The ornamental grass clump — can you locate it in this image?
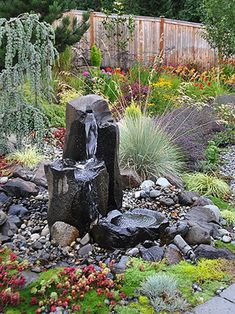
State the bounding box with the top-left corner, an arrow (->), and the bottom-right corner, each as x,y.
6,147 -> 44,169
119,115 -> 183,180
140,273 -> 187,313
183,173 -> 230,198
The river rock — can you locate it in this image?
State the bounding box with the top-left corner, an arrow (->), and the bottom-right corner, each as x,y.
78,243 -> 93,257
0,210 -> 7,226
140,246 -> 164,262
45,159 -> 109,236
149,189 -> 161,198
160,197 -> 175,207
91,208 -> 169,249
51,221 -> 79,247
164,244 -> 183,265
140,180 -> 155,191
62,94 -> 123,210
41,225 -> 50,237
222,235 -> 232,243
156,177 -> 171,188
2,178 -> 39,197
8,204 -> 28,218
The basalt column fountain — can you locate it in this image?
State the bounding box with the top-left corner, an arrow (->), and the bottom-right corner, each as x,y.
45,95 -> 123,237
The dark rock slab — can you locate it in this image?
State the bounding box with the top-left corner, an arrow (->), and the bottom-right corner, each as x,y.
184,222 -> 211,245
8,215 -> 22,228
62,94 -> 123,210
45,159 -> 109,236
140,246 -> 164,262
185,206 -> 220,243
13,165 -> 33,181
160,197 -> 175,207
160,221 -> 189,245
193,196 -> 213,206
178,191 -> 199,206
8,204 -> 28,218
91,208 -> 169,249
31,162 -> 49,188
113,256 -> 129,274
2,178 -> 39,197
0,192 -> 12,209
0,234 -> 11,243
78,244 -> 93,257
195,244 -> 235,260
0,220 -> 18,237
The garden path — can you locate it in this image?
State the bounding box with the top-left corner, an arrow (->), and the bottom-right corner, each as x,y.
187,283 -> 235,314
220,145 -> 235,193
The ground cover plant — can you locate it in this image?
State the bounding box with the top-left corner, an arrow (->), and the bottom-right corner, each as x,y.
183,172 -> 230,199
115,258 -> 233,313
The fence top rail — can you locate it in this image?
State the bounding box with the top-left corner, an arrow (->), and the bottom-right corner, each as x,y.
70,10 -> 204,28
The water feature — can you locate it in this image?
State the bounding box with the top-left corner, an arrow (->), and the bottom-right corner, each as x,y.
45,94 -> 169,247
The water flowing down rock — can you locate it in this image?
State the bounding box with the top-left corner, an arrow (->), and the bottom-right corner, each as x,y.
63,94 -> 123,210
45,159 -> 109,236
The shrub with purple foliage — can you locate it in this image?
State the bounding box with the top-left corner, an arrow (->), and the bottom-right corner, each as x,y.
156,105 -> 224,170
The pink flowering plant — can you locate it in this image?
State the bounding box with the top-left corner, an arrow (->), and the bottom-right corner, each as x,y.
0,248 -> 28,312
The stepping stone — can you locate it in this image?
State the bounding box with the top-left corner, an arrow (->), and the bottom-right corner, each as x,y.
192,296 -> 235,314
220,284 -> 235,303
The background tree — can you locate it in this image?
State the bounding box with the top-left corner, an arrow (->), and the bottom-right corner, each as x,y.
202,0 -> 235,59
0,14 -> 57,152
0,0 -> 89,56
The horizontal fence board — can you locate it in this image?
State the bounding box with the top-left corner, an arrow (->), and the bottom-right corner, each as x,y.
61,10 -> 223,68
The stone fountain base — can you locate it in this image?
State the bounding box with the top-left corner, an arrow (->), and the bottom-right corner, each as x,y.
45,159 -> 109,237
91,208 -> 169,249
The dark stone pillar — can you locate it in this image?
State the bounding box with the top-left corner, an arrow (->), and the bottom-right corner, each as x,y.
63,95 -> 123,210
45,159 -> 109,236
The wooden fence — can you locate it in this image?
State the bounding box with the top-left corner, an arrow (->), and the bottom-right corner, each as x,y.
65,10 -> 218,68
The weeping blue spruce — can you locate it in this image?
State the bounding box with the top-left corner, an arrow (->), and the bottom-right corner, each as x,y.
45,95 -> 123,237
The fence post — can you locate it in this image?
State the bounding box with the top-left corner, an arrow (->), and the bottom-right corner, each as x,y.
160,16 -> 165,61
90,11 -> 95,48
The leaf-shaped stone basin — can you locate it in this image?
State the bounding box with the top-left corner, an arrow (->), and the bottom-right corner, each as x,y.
112,213 -> 156,228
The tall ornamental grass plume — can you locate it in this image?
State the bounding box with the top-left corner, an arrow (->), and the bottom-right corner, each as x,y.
183,172 -> 230,199
119,115 -> 183,180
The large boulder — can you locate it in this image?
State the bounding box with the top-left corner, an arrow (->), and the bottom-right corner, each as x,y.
51,221 -> 79,247
62,94 -> 123,210
184,206 -> 221,245
45,159 -> 109,236
195,244 -> 235,260
91,208 -> 169,249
